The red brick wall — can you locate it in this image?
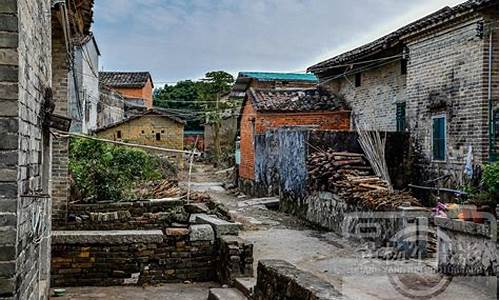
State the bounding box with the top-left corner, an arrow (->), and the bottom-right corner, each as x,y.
239,100 -> 351,180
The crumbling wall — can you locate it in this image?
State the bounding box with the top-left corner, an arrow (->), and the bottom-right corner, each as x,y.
217,235 -> 254,284
53,199 -> 189,230
0,0 -> 53,298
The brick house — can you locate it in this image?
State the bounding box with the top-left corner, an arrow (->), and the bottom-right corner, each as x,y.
239,88 -> 351,189
0,0 -> 94,298
308,0 -> 499,185
94,109 -> 185,151
99,71 -> 154,109
231,71 -> 318,98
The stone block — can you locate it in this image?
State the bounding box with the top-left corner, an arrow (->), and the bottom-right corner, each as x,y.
0,65 -> 17,82
0,150 -> 17,166
208,288 -> 247,300
0,213 -> 15,227
0,261 -> 15,277
0,14 -> 17,32
165,227 -> 189,237
0,278 -> 15,295
184,202 -> 209,213
0,0 -> 17,13
0,167 -> 16,182
0,246 -> 15,260
195,214 -> 241,237
0,183 -> 17,198
189,224 -> 214,242
0,32 -> 17,48
51,230 -> 165,245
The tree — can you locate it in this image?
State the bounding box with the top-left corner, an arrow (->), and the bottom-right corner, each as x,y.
200,71 -> 235,165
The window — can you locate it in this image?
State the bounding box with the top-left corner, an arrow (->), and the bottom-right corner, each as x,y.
432,115 -> 446,161
396,102 -> 406,132
355,73 -> 362,87
156,133 -> 161,141
141,130 -> 145,134
401,59 -> 407,75
116,130 -> 122,139
161,130 -> 165,133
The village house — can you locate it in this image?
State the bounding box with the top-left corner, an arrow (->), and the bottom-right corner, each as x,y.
308,0 -> 499,185
238,87 -> 351,194
94,109 -> 185,151
231,71 -> 318,98
99,71 -> 154,109
0,0 -> 94,298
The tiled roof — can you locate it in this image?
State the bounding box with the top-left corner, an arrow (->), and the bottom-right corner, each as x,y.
239,72 -> 318,82
94,109 -> 185,132
247,88 -> 348,113
99,72 -> 153,88
308,0 -> 496,73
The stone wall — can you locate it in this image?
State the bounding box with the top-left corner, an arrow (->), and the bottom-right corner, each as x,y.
0,0 -> 52,298
406,12 -> 499,184
436,217 -> 498,276
51,228 -> 217,287
253,260 -> 344,300
322,60 -> 406,131
204,117 -> 238,156
53,198 -> 188,231
97,83 -> 125,129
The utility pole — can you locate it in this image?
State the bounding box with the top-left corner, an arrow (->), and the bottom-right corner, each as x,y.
214,91 -> 222,167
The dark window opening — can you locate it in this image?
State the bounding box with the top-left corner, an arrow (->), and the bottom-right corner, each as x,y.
432,116 -> 446,161
156,133 -> 161,141
141,130 -> 145,134
161,130 -> 165,133
396,102 -> 406,132
355,73 -> 362,87
152,130 -> 155,133
401,59 -> 408,75
116,130 -> 122,139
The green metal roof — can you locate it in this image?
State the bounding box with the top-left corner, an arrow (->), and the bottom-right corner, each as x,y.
239,72 -> 318,82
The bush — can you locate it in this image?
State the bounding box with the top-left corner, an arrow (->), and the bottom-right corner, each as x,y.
466,161 -> 499,208
69,137 -> 168,202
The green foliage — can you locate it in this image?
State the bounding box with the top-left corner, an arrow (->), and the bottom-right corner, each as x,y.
69,137 -> 165,202
466,161 -> 499,207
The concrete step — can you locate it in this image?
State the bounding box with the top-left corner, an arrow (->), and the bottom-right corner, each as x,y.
208,288 -> 248,300
237,197 -> 280,209
194,214 -> 242,237
233,277 -> 256,297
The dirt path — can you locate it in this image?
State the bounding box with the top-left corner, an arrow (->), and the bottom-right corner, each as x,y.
187,163 -> 497,300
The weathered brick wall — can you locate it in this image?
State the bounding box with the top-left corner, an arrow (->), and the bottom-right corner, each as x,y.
406,13 -> 499,184
51,16 -> 71,223
322,60 -> 407,131
0,0 -> 52,299
239,99 -> 351,180
51,229 -> 217,287
217,236 -> 253,284
112,79 -> 153,109
97,83 -> 125,128
96,115 -> 184,150
204,117 -> 238,155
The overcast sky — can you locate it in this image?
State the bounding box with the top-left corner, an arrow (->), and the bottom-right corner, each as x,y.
93,0 -> 465,86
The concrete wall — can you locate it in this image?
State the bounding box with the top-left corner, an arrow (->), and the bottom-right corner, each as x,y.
69,37 -> 99,133
204,117 -> 238,156
96,115 -> 184,150
0,0 -> 52,298
436,217 -> 498,276
406,12 -> 499,185
97,83 -> 125,129
322,60 -> 407,131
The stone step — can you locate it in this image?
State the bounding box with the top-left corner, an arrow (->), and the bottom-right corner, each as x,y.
233,277 -> 256,297
194,214 -> 242,237
208,288 -> 248,300
237,197 -> 280,209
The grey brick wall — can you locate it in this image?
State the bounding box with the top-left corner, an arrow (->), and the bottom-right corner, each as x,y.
0,0 -> 52,299
322,60 -> 407,131
406,13 -> 499,184
50,17 -> 71,224
97,83 -> 125,129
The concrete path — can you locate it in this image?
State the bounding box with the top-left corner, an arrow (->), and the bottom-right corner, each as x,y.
50,282 -> 220,300
185,164 -> 497,300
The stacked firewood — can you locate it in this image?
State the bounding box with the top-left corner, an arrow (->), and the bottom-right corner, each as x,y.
307,150 -> 420,210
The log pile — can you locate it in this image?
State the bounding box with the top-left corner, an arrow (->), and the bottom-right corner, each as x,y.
307,150 -> 420,210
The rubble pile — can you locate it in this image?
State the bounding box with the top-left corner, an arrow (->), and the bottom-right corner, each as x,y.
135,179 -> 212,203
307,150 -> 420,210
